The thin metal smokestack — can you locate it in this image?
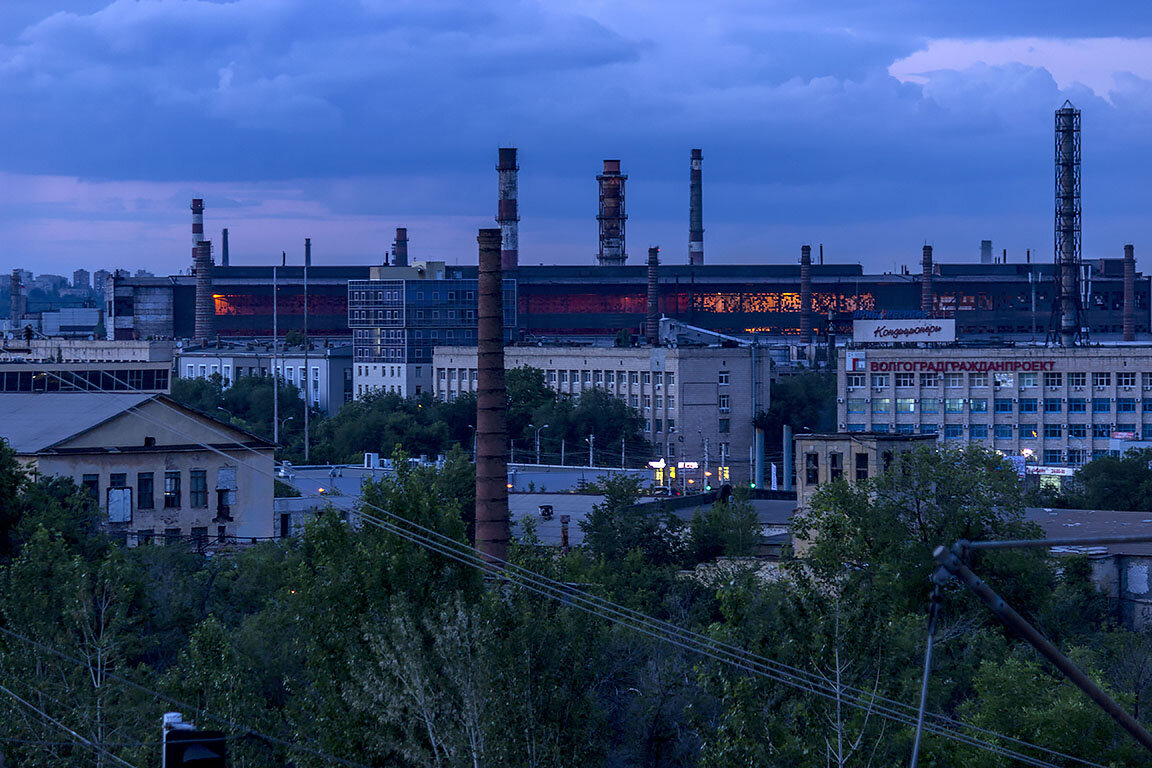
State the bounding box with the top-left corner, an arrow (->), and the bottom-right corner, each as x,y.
475,228 -> 509,565
393,228 -> 408,268
1055,101 -> 1082,347
305,237 -> 311,268
597,160 -> 627,266
1124,244 -> 1136,341
646,246 -> 660,344
221,228 -> 229,267
497,148 -> 519,271
191,199 -> 205,244
800,245 -> 813,343
921,245 -> 934,313
193,241 -> 214,342
689,149 -> 703,265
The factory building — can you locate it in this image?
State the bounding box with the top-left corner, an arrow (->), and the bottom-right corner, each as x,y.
432,342 -> 771,485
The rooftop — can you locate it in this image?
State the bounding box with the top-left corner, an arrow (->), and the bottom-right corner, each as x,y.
0,392 -> 153,453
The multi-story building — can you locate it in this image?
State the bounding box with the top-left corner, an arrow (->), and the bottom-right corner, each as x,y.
433,343 -> 771,484
73,269 -> 91,291
837,344 -> 1152,467
0,339 -> 174,394
175,342 -> 353,416
349,262 -> 517,397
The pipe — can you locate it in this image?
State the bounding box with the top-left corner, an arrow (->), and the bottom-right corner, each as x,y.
1056,103 -> 1081,347
475,228 -> 509,565
782,425 -> 793,491
800,245 -> 813,343
221,228 -> 229,267
193,241 -> 214,343
305,237 -> 311,268
646,246 -> 660,344
921,245 -> 933,313
497,147 -> 519,272
980,239 -> 992,265
1124,244 -> 1136,341
689,149 -> 704,265
597,160 -> 627,266
393,228 -> 408,268
191,198 -> 205,244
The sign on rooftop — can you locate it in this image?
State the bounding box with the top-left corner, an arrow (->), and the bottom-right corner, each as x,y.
853,318 -> 956,344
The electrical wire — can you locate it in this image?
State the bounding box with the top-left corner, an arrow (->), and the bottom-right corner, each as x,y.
31,369 -> 1106,768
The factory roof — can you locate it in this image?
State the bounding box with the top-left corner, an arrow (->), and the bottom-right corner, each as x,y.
0,392 -> 153,453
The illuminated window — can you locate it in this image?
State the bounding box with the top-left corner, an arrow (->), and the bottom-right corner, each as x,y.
969,398 -> 988,413
847,398 -> 866,413
896,398 -> 915,413
1020,424 -> 1038,440
872,398 -> 890,414
945,398 -> 964,413
920,398 -> 939,413
1019,373 -> 1037,387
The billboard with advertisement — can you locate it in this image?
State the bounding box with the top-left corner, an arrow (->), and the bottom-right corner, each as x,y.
853,318 -> 956,344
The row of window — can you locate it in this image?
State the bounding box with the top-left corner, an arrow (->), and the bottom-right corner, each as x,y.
805,452 -> 872,484
350,289 -> 475,303
854,396 -> 1152,414
851,371 -> 1146,389
845,422 -> 1150,439
81,469 -> 234,511
350,309 -> 476,322
0,368 -> 169,393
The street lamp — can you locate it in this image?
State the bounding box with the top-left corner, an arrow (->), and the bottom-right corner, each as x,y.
279,415 -> 295,437
216,406 -> 233,420
467,424 -> 476,462
530,423 -> 550,465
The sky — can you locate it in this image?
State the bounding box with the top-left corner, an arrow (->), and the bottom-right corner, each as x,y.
3,0 -> 1152,277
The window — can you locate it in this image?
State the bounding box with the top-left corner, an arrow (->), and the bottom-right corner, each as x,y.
969,397 -> 988,413
920,424 -> 938,435
1069,398 -> 1087,412
920,373 -> 938,387
1092,398 -> 1111,413
1093,424 -> 1112,439
164,471 -> 181,509
1144,424 -> 1152,440
82,474 -> 99,500
945,373 -> 964,388
1119,372 -> 1136,387
993,372 -> 1014,388
945,398 -> 964,413
653,372 -> 663,385
1068,449 -> 1088,465
1044,424 -> 1063,439
190,470 -> 208,508
1118,422 -> 1136,435
1118,398 -> 1138,413
847,398 -> 867,414
1044,449 -> 1063,465
847,423 -> 866,433
718,394 -> 730,413
666,373 -> 674,386
847,373 -> 865,388
1019,398 -> 1037,413
643,394 -> 651,409
137,529 -> 155,545
1093,372 -> 1112,387
872,374 -> 888,388
970,424 -> 988,439
667,396 -> 675,410
872,398 -> 890,413
191,527 -> 208,547
630,395 -> 639,408
1069,372 -> 1086,387
654,418 -> 663,433
994,398 -> 1013,413
896,373 -> 915,387
944,424 -> 963,439
871,423 -> 890,434
719,419 -> 730,433
109,472 -> 127,488
718,371 -> 730,385
630,372 -> 640,385
1145,399 -> 1152,413
655,395 -> 664,408
896,398 -> 915,413
1044,372 -> 1063,387
138,473 -> 154,509
1069,423 -> 1088,439
643,372 -> 651,385
583,371 -> 592,384
1020,424 -> 1038,440
1044,398 -> 1063,413
558,370 -> 568,384
969,373 -> 988,387
994,424 -> 1013,439
594,371 -> 604,384
1019,373 -> 1037,388
805,453 -> 819,484
667,418 -> 675,431
897,423 -> 915,434
830,453 -> 844,480
855,453 -> 869,481
921,398 -> 939,413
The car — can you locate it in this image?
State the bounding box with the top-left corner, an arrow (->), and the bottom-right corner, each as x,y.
277,461 -> 294,479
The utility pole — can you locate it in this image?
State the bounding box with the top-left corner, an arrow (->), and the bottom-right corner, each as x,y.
303,238 -> 310,462
620,435 -> 625,468
587,434 -> 594,467
703,437 -> 710,479
560,438 -> 565,466
532,423 -> 549,465
272,263 -> 279,447
510,439 -> 515,464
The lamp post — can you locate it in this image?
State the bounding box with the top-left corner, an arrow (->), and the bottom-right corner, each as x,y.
531,424 -> 550,465
467,424 -> 477,462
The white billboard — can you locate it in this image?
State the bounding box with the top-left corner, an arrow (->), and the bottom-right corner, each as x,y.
853,318 -> 956,344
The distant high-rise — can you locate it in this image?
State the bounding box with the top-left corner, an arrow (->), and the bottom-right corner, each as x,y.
72,268 -> 91,291
93,269 -> 111,297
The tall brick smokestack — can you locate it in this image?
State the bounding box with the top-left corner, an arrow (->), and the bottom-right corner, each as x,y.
9,270 -> 22,326
193,241 -> 214,342
646,246 -> 660,344
475,228 -> 509,564
191,199 -> 205,244
689,149 -> 704,265
497,148 -> 519,272
921,245 -> 934,313
393,228 -> 408,268
221,227 -> 229,266
597,160 -> 627,266
800,245 -> 813,343
1124,244 -> 1136,341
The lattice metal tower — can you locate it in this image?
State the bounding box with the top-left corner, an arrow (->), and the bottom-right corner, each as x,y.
1049,101 -> 1084,346
597,160 -> 627,266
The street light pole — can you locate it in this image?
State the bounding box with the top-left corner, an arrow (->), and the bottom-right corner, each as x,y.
531,424 -> 549,465
587,434 -> 594,467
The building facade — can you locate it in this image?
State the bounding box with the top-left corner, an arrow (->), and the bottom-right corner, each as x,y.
433,344 -> 771,483
838,344 -> 1152,467
3,393 -> 276,545
176,342 -> 353,416
349,263 -> 517,398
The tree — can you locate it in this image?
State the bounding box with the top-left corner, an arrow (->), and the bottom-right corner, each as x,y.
1063,448 -> 1152,511
685,493 -> 760,566
580,476 -> 684,566
754,370 -> 836,451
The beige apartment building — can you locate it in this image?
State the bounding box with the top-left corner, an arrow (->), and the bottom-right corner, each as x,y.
433,344 -> 771,484
837,344 -> 1152,467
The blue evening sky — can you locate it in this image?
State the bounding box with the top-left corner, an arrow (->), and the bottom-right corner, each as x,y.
2,0 -> 1152,276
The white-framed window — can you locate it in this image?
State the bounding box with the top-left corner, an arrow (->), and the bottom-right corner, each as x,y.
718,371 -> 730,385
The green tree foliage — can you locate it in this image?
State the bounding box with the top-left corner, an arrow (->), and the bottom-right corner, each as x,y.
754,370 -> 836,451
1061,448 -> 1152,511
